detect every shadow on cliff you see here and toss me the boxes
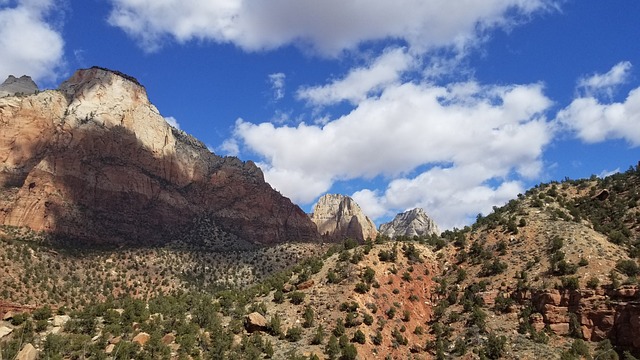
[4,121,319,249]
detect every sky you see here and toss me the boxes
[1,0,639,230]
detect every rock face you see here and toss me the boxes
[379,208,441,238]
[528,286,640,348]
[15,343,38,360]
[0,67,319,247]
[0,75,38,97]
[309,194,377,242]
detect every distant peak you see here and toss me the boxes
[379,207,441,238]
[0,74,38,97]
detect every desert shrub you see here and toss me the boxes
[480,332,507,359]
[561,277,580,290]
[311,325,325,345]
[286,326,302,342]
[354,282,369,294]
[587,276,600,289]
[288,291,305,305]
[616,259,640,277]
[303,305,315,328]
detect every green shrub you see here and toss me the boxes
[616,259,640,277]
[286,326,302,342]
[288,291,305,305]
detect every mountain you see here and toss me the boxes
[309,193,377,242]
[0,75,38,98]
[0,67,319,247]
[379,207,441,238]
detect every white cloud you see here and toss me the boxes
[268,72,286,100]
[598,168,620,179]
[106,0,555,56]
[578,61,632,98]
[164,116,180,129]
[234,80,553,225]
[258,163,333,204]
[220,138,240,157]
[0,0,65,83]
[297,47,416,106]
[558,70,640,146]
[355,165,525,229]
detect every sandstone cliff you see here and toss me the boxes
[0,67,319,247]
[309,194,377,242]
[378,207,441,238]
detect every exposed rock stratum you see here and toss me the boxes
[0,67,319,247]
[309,194,377,242]
[378,207,441,238]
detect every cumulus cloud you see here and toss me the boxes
[577,61,632,98]
[354,165,525,229]
[0,0,65,83]
[234,80,553,217]
[297,47,416,106]
[558,62,640,146]
[220,138,240,157]
[268,72,286,100]
[164,116,180,129]
[106,0,555,55]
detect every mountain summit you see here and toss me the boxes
[0,75,38,97]
[0,67,319,246]
[379,207,441,238]
[309,194,377,242]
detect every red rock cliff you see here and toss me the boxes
[0,67,320,246]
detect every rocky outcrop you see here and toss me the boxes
[379,208,441,238]
[529,286,640,348]
[244,312,268,333]
[309,194,377,242]
[132,332,151,346]
[15,343,38,360]
[0,75,38,98]
[0,67,319,247]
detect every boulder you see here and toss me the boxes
[132,332,150,346]
[161,333,175,345]
[15,343,38,360]
[0,326,13,339]
[244,312,268,333]
[53,315,70,327]
[297,279,315,290]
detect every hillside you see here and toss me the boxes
[1,158,640,359]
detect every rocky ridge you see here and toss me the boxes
[0,75,38,98]
[379,207,441,238]
[0,67,319,246]
[309,194,377,242]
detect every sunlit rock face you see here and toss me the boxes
[379,208,441,238]
[0,67,319,247]
[310,194,378,242]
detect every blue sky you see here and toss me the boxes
[1,0,639,229]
